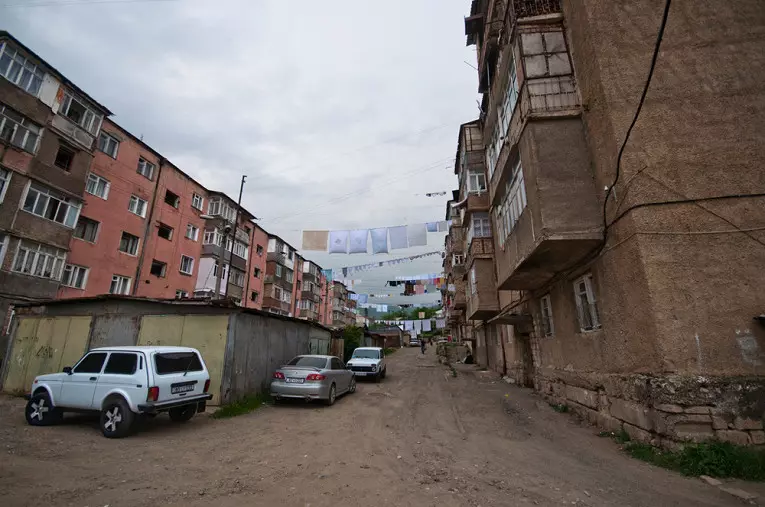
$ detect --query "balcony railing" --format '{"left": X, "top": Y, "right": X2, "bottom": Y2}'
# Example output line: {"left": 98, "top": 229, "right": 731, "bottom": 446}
{"left": 466, "top": 237, "right": 495, "bottom": 268}
{"left": 508, "top": 0, "right": 562, "bottom": 25}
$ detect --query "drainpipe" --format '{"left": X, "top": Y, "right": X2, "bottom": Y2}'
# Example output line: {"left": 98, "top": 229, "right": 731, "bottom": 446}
{"left": 132, "top": 157, "right": 164, "bottom": 295}
{"left": 223, "top": 175, "right": 246, "bottom": 299}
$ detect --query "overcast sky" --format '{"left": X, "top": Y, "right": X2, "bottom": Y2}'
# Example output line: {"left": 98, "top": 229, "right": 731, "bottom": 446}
{"left": 4, "top": 0, "right": 479, "bottom": 306}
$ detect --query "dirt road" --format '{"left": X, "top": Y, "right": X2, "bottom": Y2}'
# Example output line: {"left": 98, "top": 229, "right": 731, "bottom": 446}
{"left": 0, "top": 347, "right": 751, "bottom": 506}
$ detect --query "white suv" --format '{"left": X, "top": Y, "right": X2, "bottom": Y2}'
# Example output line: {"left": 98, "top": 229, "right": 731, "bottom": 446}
{"left": 345, "top": 347, "right": 387, "bottom": 382}
{"left": 25, "top": 346, "right": 213, "bottom": 438}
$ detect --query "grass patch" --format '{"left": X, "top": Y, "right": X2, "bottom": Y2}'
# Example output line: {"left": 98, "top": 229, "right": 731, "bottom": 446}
{"left": 623, "top": 441, "right": 765, "bottom": 481}
{"left": 549, "top": 402, "right": 569, "bottom": 413}
{"left": 212, "top": 393, "right": 270, "bottom": 419}
{"left": 384, "top": 347, "right": 397, "bottom": 355}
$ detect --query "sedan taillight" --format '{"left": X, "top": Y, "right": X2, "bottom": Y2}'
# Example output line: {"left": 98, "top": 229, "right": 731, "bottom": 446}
{"left": 306, "top": 374, "right": 326, "bottom": 381}
{"left": 273, "top": 372, "right": 285, "bottom": 379}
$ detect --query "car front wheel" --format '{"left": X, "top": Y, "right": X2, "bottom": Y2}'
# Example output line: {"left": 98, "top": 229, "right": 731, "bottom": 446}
{"left": 168, "top": 405, "right": 196, "bottom": 422}
{"left": 101, "top": 398, "right": 135, "bottom": 438}
{"left": 25, "top": 393, "right": 62, "bottom": 426}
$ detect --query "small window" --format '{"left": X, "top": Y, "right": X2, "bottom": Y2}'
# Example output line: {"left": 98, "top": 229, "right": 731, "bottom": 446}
{"left": 574, "top": 274, "right": 600, "bottom": 332}
{"left": 128, "top": 195, "right": 147, "bottom": 217}
{"left": 0, "top": 168, "right": 10, "bottom": 204}
{"left": 73, "top": 352, "right": 107, "bottom": 374}
{"left": 175, "top": 289, "right": 188, "bottom": 299}
{"left": 185, "top": 224, "right": 199, "bottom": 241}
{"left": 331, "top": 358, "right": 344, "bottom": 370}
{"left": 98, "top": 132, "right": 119, "bottom": 158}
{"left": 62, "top": 264, "right": 88, "bottom": 289}
{"left": 540, "top": 294, "right": 554, "bottom": 337}
{"left": 73, "top": 216, "right": 99, "bottom": 242}
{"left": 85, "top": 173, "right": 110, "bottom": 200}
{"left": 287, "top": 356, "right": 327, "bottom": 369}
{"left": 180, "top": 255, "right": 194, "bottom": 275}
{"left": 256, "top": 245, "right": 264, "bottom": 256}
{"left": 54, "top": 145, "right": 75, "bottom": 171}
{"left": 250, "top": 290, "right": 259, "bottom": 302}
{"left": 150, "top": 260, "right": 167, "bottom": 277}
{"left": 470, "top": 267, "right": 477, "bottom": 294}
{"left": 154, "top": 352, "right": 203, "bottom": 375}
{"left": 275, "top": 264, "right": 283, "bottom": 277}
{"left": 110, "top": 275, "right": 131, "bottom": 294}
{"left": 254, "top": 267, "right": 261, "bottom": 278}
{"left": 104, "top": 353, "right": 137, "bottom": 375}
{"left": 157, "top": 223, "right": 173, "bottom": 240}
{"left": 191, "top": 193, "right": 204, "bottom": 210}
{"left": 136, "top": 157, "right": 155, "bottom": 180}
{"left": 118, "top": 232, "right": 140, "bottom": 255}
{"left": 164, "top": 190, "right": 180, "bottom": 208}
{"left": 285, "top": 270, "right": 293, "bottom": 283}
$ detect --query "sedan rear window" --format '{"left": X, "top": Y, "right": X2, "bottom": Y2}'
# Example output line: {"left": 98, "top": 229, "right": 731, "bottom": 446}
{"left": 287, "top": 356, "right": 328, "bottom": 368}
{"left": 154, "top": 352, "right": 203, "bottom": 375}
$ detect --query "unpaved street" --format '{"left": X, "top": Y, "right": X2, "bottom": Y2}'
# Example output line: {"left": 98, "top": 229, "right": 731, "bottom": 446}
{"left": 0, "top": 347, "right": 749, "bottom": 506}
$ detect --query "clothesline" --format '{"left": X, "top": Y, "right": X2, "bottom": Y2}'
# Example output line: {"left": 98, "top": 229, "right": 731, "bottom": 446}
{"left": 302, "top": 221, "right": 452, "bottom": 254}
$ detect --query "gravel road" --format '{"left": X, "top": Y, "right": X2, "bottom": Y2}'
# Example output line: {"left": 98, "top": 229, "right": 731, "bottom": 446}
{"left": 0, "top": 347, "right": 749, "bottom": 506}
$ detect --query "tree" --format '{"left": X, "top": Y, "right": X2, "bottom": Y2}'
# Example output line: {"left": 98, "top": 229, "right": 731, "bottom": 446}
{"left": 342, "top": 325, "right": 363, "bottom": 360}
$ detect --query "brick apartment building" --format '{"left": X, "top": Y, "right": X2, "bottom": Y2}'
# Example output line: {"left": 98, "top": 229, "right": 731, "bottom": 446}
{"left": 0, "top": 31, "right": 352, "bottom": 332}
{"left": 445, "top": 0, "right": 765, "bottom": 444}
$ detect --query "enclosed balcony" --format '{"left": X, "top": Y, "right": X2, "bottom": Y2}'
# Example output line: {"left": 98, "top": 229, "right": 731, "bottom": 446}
{"left": 465, "top": 258, "right": 499, "bottom": 321}
{"left": 301, "top": 289, "right": 320, "bottom": 302}
{"left": 262, "top": 297, "right": 290, "bottom": 314}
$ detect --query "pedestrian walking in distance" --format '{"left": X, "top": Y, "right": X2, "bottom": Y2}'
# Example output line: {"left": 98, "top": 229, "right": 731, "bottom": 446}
{"left": 420, "top": 338, "right": 426, "bottom": 355}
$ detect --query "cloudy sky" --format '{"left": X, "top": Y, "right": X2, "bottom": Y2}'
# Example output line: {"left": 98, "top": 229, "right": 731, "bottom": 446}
{"left": 4, "top": 0, "right": 479, "bottom": 306}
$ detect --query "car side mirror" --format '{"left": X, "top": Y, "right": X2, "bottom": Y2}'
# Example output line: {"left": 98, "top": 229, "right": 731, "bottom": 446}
{"left": 63, "top": 366, "right": 72, "bottom": 375}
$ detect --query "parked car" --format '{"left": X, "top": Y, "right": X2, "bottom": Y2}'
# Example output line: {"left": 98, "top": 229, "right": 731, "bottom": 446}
{"left": 271, "top": 355, "right": 354, "bottom": 405}
{"left": 25, "top": 346, "right": 213, "bottom": 438}
{"left": 409, "top": 337, "right": 420, "bottom": 347}
{"left": 346, "top": 347, "right": 387, "bottom": 382}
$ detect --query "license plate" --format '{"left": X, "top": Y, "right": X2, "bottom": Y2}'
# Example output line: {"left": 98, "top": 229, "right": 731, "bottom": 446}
{"left": 171, "top": 382, "right": 196, "bottom": 394}
{"left": 354, "top": 372, "right": 367, "bottom": 376}
{"left": 286, "top": 378, "right": 304, "bottom": 384}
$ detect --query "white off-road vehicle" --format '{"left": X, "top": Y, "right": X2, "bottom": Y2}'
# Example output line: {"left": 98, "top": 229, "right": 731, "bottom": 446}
{"left": 25, "top": 346, "right": 213, "bottom": 438}
{"left": 345, "top": 347, "right": 387, "bottom": 382}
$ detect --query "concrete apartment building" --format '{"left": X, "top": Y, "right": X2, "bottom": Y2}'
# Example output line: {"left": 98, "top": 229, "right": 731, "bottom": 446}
{"left": 299, "top": 259, "right": 324, "bottom": 322}
{"left": 330, "top": 281, "right": 348, "bottom": 327}
{"left": 262, "top": 233, "right": 298, "bottom": 316}
{"left": 0, "top": 32, "right": 110, "bottom": 331}
{"left": 448, "top": 0, "right": 765, "bottom": 444}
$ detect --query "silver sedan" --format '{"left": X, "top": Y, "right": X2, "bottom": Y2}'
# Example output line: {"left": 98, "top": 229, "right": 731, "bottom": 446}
{"left": 270, "top": 355, "right": 356, "bottom": 405}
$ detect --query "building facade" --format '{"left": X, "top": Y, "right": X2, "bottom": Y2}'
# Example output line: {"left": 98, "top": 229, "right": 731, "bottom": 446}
{"left": 450, "top": 0, "right": 765, "bottom": 444}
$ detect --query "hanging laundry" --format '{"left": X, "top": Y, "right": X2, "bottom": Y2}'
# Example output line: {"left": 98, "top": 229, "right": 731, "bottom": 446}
{"left": 389, "top": 226, "right": 408, "bottom": 250}
{"left": 349, "top": 293, "right": 359, "bottom": 301}
{"left": 404, "top": 320, "right": 414, "bottom": 331}
{"left": 436, "top": 318, "right": 446, "bottom": 329}
{"left": 358, "top": 294, "right": 368, "bottom": 304}
{"left": 423, "top": 320, "right": 432, "bottom": 332}
{"left": 426, "top": 222, "right": 438, "bottom": 233}
{"left": 407, "top": 223, "right": 427, "bottom": 247}
{"left": 322, "top": 269, "right": 334, "bottom": 281}
{"left": 413, "top": 320, "right": 423, "bottom": 334}
{"left": 370, "top": 228, "right": 389, "bottom": 254}
{"left": 302, "top": 230, "right": 329, "bottom": 251}
{"left": 349, "top": 229, "right": 369, "bottom": 254}
{"left": 329, "top": 230, "right": 349, "bottom": 254}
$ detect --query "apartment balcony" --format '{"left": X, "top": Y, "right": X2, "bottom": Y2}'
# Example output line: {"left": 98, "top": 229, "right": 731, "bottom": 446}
{"left": 332, "top": 319, "right": 346, "bottom": 328}
{"left": 453, "top": 290, "right": 467, "bottom": 310}
{"left": 465, "top": 191, "right": 490, "bottom": 215}
{"left": 466, "top": 257, "right": 499, "bottom": 321}
{"left": 262, "top": 297, "right": 291, "bottom": 314}
{"left": 301, "top": 289, "right": 320, "bottom": 303}
{"left": 465, "top": 236, "right": 494, "bottom": 269}
{"left": 303, "top": 272, "right": 317, "bottom": 284}
{"left": 267, "top": 252, "right": 286, "bottom": 264}
{"left": 264, "top": 274, "right": 292, "bottom": 291}
{"left": 300, "top": 309, "right": 320, "bottom": 321}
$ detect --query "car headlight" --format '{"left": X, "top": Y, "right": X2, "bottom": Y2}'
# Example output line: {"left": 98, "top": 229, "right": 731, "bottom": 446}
{"left": 371, "top": 364, "right": 377, "bottom": 371}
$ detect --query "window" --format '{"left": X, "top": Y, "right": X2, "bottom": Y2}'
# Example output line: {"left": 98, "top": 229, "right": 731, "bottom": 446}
{"left": 0, "top": 167, "right": 9, "bottom": 203}
{"left": 287, "top": 250, "right": 294, "bottom": 261}
{"left": 285, "top": 269, "right": 294, "bottom": 283}
{"left": 191, "top": 193, "right": 204, "bottom": 210}
{"left": 179, "top": 255, "right": 194, "bottom": 275}
{"left": 283, "top": 291, "right": 292, "bottom": 303}
{"left": 0, "top": 233, "right": 6, "bottom": 266}
{"left": 250, "top": 291, "right": 259, "bottom": 302}
{"left": 137, "top": 157, "right": 155, "bottom": 180}
{"left": 150, "top": 260, "right": 167, "bottom": 277}
{"left": 574, "top": 274, "right": 600, "bottom": 332}
{"left": 256, "top": 245, "right": 264, "bottom": 256}
{"left": 453, "top": 254, "right": 464, "bottom": 265}
{"left": 12, "top": 240, "right": 66, "bottom": 280}
{"left": 297, "top": 280, "right": 301, "bottom": 290}
{"left": 331, "top": 358, "right": 344, "bottom": 370}
{"left": 118, "top": 232, "right": 140, "bottom": 255}
{"left": 287, "top": 356, "right": 328, "bottom": 369}
{"left": 467, "top": 212, "right": 492, "bottom": 244}
{"left": 175, "top": 289, "right": 188, "bottom": 299}
{"left": 72, "top": 216, "right": 99, "bottom": 243}
{"left": 496, "top": 159, "right": 527, "bottom": 248}
{"left": 0, "top": 43, "right": 44, "bottom": 95}
{"left": 275, "top": 264, "right": 283, "bottom": 277}
{"left": 58, "top": 91, "right": 101, "bottom": 135}
{"left": 97, "top": 131, "right": 119, "bottom": 158}
{"left": 85, "top": 173, "right": 110, "bottom": 200}
{"left": 0, "top": 103, "right": 41, "bottom": 153}
{"left": 157, "top": 223, "right": 173, "bottom": 240}
{"left": 73, "top": 352, "right": 107, "bottom": 374}
{"left": 540, "top": 294, "right": 554, "bottom": 337}
{"left": 104, "top": 353, "right": 137, "bottom": 375}
{"left": 54, "top": 145, "right": 75, "bottom": 171}
{"left": 521, "top": 30, "right": 571, "bottom": 79}
{"left": 22, "top": 182, "right": 81, "bottom": 228}
{"left": 185, "top": 224, "right": 199, "bottom": 241}
{"left": 154, "top": 352, "right": 203, "bottom": 375}
{"left": 470, "top": 267, "right": 477, "bottom": 294}
{"left": 467, "top": 170, "right": 486, "bottom": 193}
{"left": 128, "top": 195, "right": 147, "bottom": 217}
{"left": 61, "top": 264, "right": 88, "bottom": 289}
{"left": 109, "top": 275, "right": 131, "bottom": 295}
{"left": 229, "top": 269, "right": 244, "bottom": 286}
{"left": 164, "top": 190, "right": 180, "bottom": 208}
{"left": 273, "top": 285, "right": 283, "bottom": 301}
{"left": 232, "top": 240, "right": 248, "bottom": 259}
{"left": 253, "top": 267, "right": 261, "bottom": 278}
{"left": 213, "top": 262, "right": 227, "bottom": 278}
{"left": 207, "top": 197, "right": 236, "bottom": 221}
{"left": 500, "top": 55, "right": 519, "bottom": 139}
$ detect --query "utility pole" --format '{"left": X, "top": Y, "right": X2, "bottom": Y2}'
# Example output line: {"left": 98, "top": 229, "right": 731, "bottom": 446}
{"left": 223, "top": 175, "right": 247, "bottom": 299}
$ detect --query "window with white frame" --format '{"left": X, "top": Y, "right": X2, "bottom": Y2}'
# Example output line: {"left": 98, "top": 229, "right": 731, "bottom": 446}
{"left": 499, "top": 54, "right": 519, "bottom": 138}
{"left": 179, "top": 255, "right": 194, "bottom": 275}
{"left": 0, "top": 42, "right": 44, "bottom": 96}
{"left": 283, "top": 291, "right": 292, "bottom": 303}
{"left": 110, "top": 275, "right": 131, "bottom": 295}
{"left": 175, "top": 289, "right": 188, "bottom": 299}
{"left": 496, "top": 158, "right": 527, "bottom": 248}
{"left": 540, "top": 294, "right": 554, "bottom": 337}
{"left": 128, "top": 195, "right": 147, "bottom": 217}
{"left": 467, "top": 170, "right": 486, "bottom": 193}
{"left": 12, "top": 240, "right": 66, "bottom": 280}
{"left": 191, "top": 193, "right": 204, "bottom": 210}
{"left": 22, "top": 182, "right": 81, "bottom": 228}
{"left": 0, "top": 103, "right": 41, "bottom": 153}
{"left": 232, "top": 241, "right": 248, "bottom": 259}
{"left": 574, "top": 274, "right": 600, "bottom": 332}
{"left": 285, "top": 269, "right": 293, "bottom": 283}
{"left": 118, "top": 231, "right": 140, "bottom": 255}
{"left": 467, "top": 212, "right": 492, "bottom": 244}
{"left": 62, "top": 264, "right": 88, "bottom": 289}
{"left": 275, "top": 264, "right": 283, "bottom": 277}
{"left": 213, "top": 262, "right": 227, "bottom": 278}
{"left": 470, "top": 267, "right": 477, "bottom": 294}
{"left": 73, "top": 216, "right": 99, "bottom": 243}
{"left": 58, "top": 91, "right": 102, "bottom": 135}
{"left": 185, "top": 223, "right": 199, "bottom": 241}
{"left": 207, "top": 197, "right": 236, "bottom": 222}
{"left": 0, "top": 233, "right": 7, "bottom": 266}
{"left": 85, "top": 173, "right": 110, "bottom": 200}
{"left": 136, "top": 157, "right": 155, "bottom": 180}
{"left": 0, "top": 167, "right": 10, "bottom": 203}
{"left": 230, "top": 269, "right": 245, "bottom": 287}
{"left": 97, "top": 131, "right": 119, "bottom": 158}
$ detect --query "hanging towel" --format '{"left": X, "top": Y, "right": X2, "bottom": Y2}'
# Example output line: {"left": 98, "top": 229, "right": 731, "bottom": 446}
{"left": 426, "top": 222, "right": 438, "bottom": 233}
{"left": 389, "top": 226, "right": 409, "bottom": 250}
{"left": 302, "top": 230, "right": 329, "bottom": 251}
{"left": 370, "top": 228, "right": 389, "bottom": 254}
{"left": 358, "top": 294, "right": 368, "bottom": 304}
{"left": 436, "top": 318, "right": 446, "bottom": 329}
{"left": 423, "top": 319, "right": 432, "bottom": 332}
{"left": 329, "top": 230, "right": 349, "bottom": 253}
{"left": 349, "top": 229, "right": 369, "bottom": 254}
{"left": 407, "top": 223, "right": 427, "bottom": 247}
{"left": 413, "top": 320, "right": 423, "bottom": 333}
{"left": 437, "top": 220, "right": 449, "bottom": 232}
{"left": 404, "top": 320, "right": 414, "bottom": 331}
